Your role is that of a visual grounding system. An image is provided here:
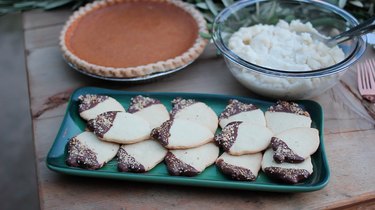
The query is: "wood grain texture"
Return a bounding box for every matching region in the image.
[24,9,375,210]
[23,9,71,30]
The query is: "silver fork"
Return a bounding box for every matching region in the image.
[357,58,375,96]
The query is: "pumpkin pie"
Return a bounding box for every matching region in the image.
[60,0,208,78]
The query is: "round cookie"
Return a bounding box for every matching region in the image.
[215,121,273,155]
[270,127,320,163]
[117,140,167,172]
[219,99,266,128]
[88,111,151,144]
[262,148,313,184]
[216,152,262,181]
[127,95,170,129]
[170,97,218,133]
[66,131,119,170]
[78,94,125,121]
[265,101,312,134]
[164,142,219,176]
[151,119,214,149]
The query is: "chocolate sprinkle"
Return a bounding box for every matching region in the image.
[267,101,310,117]
[127,95,161,113]
[219,99,258,120]
[216,159,256,181]
[264,167,311,184]
[117,146,146,173]
[78,94,109,113]
[214,121,242,151]
[151,119,173,146]
[164,152,199,176]
[170,97,197,117]
[66,137,101,170]
[271,137,304,163]
[90,111,117,138]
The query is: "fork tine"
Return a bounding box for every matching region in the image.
[361,63,368,89]
[366,60,375,89]
[365,63,372,89]
[357,63,363,90]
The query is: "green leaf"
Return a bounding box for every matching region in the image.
[338,0,347,8]
[349,0,364,7]
[205,0,218,16]
[43,0,72,10]
[206,23,212,30]
[14,1,37,8]
[196,2,208,10]
[199,31,212,39]
[221,0,233,7]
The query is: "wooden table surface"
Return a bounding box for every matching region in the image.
[23,8,375,210]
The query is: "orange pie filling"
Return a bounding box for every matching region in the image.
[61,0,208,78]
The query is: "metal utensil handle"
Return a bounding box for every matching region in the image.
[331,16,375,44]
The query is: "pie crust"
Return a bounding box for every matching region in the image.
[60,0,208,78]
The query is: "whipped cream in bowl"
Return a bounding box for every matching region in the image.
[228,20,345,72]
[212,0,366,99]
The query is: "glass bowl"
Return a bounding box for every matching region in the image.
[212,0,366,99]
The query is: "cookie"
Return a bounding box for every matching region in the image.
[66,131,119,170]
[265,101,312,134]
[216,152,262,181]
[262,148,313,184]
[78,94,125,121]
[88,111,151,144]
[270,127,320,163]
[127,95,170,129]
[117,140,167,173]
[219,99,266,128]
[164,142,219,176]
[151,119,214,149]
[170,98,218,133]
[215,121,273,155]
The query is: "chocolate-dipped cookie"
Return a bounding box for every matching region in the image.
[151,119,214,149]
[262,148,313,184]
[265,101,311,134]
[170,97,218,133]
[89,111,151,144]
[271,127,319,163]
[117,140,167,173]
[78,94,125,121]
[66,131,119,170]
[127,95,170,129]
[219,99,266,128]
[215,121,273,155]
[165,142,219,176]
[216,152,262,181]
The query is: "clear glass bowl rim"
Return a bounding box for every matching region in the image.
[212,0,367,78]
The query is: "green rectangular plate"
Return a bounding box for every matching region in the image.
[47,87,330,192]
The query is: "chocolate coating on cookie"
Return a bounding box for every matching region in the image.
[264,167,311,184]
[128,95,161,113]
[117,146,146,173]
[170,97,197,117]
[78,94,109,113]
[90,111,117,138]
[268,101,310,117]
[66,137,101,170]
[215,121,242,151]
[271,137,304,163]
[151,119,173,146]
[164,152,199,176]
[219,99,258,120]
[216,159,256,181]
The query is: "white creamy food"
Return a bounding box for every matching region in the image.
[228,20,345,71]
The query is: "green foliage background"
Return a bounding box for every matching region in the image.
[0,0,373,21]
